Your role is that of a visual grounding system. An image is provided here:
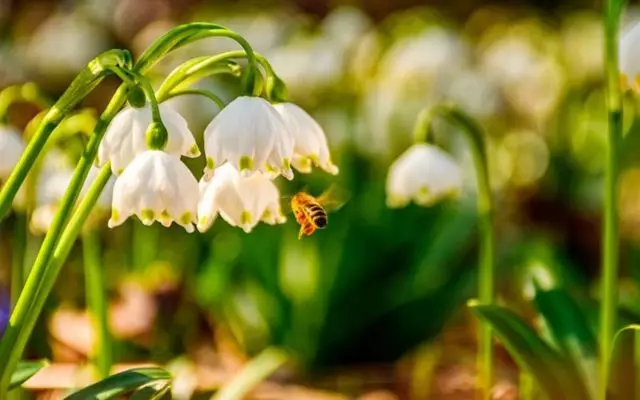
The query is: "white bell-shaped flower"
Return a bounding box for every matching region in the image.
[197,163,286,233]
[272,102,339,175]
[108,150,199,232]
[202,96,294,180]
[386,143,463,208]
[97,103,200,175]
[620,22,640,92]
[0,126,26,181]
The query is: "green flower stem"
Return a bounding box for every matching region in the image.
[161,89,225,109]
[10,213,26,308]
[134,23,260,95]
[422,104,495,400]
[82,228,112,379]
[212,347,289,400]
[155,51,277,101]
[0,86,128,396]
[599,0,625,398]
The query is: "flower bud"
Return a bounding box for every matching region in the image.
[265,75,288,103]
[145,121,169,150]
[127,86,146,108]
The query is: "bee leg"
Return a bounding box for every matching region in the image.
[298,225,305,240]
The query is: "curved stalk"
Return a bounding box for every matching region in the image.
[161,89,225,109]
[82,228,112,379]
[156,51,277,100]
[134,23,260,95]
[599,0,625,398]
[212,347,289,400]
[420,104,495,400]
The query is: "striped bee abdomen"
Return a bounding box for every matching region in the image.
[305,203,328,229]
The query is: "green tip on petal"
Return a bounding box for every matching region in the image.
[206,156,215,170]
[179,211,193,225]
[111,209,120,223]
[239,156,254,171]
[188,144,200,156]
[282,157,291,170]
[141,209,155,222]
[240,210,252,226]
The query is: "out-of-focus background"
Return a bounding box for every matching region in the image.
[2,0,640,398]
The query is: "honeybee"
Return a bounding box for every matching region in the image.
[289,185,348,239]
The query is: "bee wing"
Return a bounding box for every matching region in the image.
[316,183,350,213]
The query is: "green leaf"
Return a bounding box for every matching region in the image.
[533,285,597,396]
[10,359,49,389]
[608,324,640,399]
[64,367,172,400]
[468,300,591,400]
[129,382,172,400]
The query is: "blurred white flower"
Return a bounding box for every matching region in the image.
[378,28,470,87]
[108,150,199,232]
[22,11,110,77]
[197,163,286,233]
[386,144,463,208]
[203,96,294,180]
[80,166,116,210]
[0,126,25,181]
[266,37,344,96]
[30,151,75,235]
[321,6,373,53]
[98,103,200,175]
[273,102,338,175]
[620,21,640,92]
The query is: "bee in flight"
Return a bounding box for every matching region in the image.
[289,185,348,239]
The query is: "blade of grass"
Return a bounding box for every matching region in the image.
[9,360,49,390]
[64,367,172,400]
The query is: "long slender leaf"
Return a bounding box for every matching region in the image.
[468,300,591,400]
[533,285,597,397]
[10,359,49,389]
[64,367,172,400]
[608,324,640,400]
[129,382,172,400]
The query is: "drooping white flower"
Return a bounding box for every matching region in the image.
[620,22,640,92]
[0,126,26,181]
[202,96,294,180]
[386,143,463,208]
[98,103,200,175]
[80,165,116,210]
[108,150,199,232]
[197,163,286,233]
[272,102,339,175]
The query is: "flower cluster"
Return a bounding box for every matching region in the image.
[100,95,338,233]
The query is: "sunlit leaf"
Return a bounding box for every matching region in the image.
[468,300,590,400]
[533,285,597,396]
[64,367,172,400]
[10,359,49,389]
